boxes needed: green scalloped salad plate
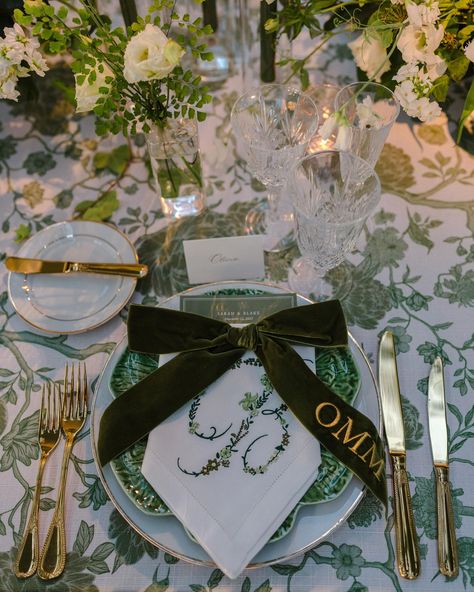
[108,289,361,543]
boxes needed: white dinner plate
[91,281,382,569]
[8,220,138,334]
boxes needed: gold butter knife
[428,356,459,577]
[379,331,420,579]
[5,256,148,278]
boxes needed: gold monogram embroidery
[315,402,385,481]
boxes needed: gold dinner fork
[38,363,88,580]
[14,382,62,578]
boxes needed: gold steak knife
[428,356,459,577]
[378,331,420,579]
[6,256,148,278]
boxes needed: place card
[183,236,266,284]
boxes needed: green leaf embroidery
[207,569,224,589]
[73,520,95,556]
[0,401,6,437]
[90,542,114,562]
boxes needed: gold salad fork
[38,363,88,580]
[14,382,62,578]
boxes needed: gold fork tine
[38,363,88,580]
[14,382,62,578]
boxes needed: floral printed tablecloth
[0,47,473,592]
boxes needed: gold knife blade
[428,357,459,577]
[378,331,420,580]
[5,256,148,279]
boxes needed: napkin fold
[98,300,387,510]
[141,348,321,578]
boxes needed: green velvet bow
[98,300,387,507]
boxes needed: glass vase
[146,119,206,219]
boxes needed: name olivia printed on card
[183,236,266,284]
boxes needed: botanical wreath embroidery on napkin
[177,358,291,477]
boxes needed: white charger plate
[91,281,382,569]
[8,221,138,334]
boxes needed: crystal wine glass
[333,82,400,167]
[287,150,381,299]
[231,84,319,252]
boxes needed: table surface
[0,43,474,592]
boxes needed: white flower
[394,79,419,107]
[406,1,440,27]
[123,24,184,83]
[319,114,338,140]
[0,23,48,101]
[407,96,442,121]
[397,23,444,65]
[465,40,474,63]
[356,96,384,129]
[0,75,20,101]
[394,80,441,122]
[394,58,445,86]
[75,63,113,113]
[393,62,420,83]
[334,125,352,151]
[424,54,447,80]
[348,33,391,82]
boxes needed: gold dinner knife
[379,331,420,579]
[428,356,459,577]
[5,256,148,278]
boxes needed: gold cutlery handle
[14,455,46,578]
[435,465,459,577]
[72,262,148,278]
[15,526,38,578]
[38,439,73,580]
[391,454,420,579]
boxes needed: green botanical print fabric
[0,35,473,592]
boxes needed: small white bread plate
[8,220,138,334]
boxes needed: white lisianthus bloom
[75,63,114,113]
[123,24,184,83]
[465,40,474,63]
[397,23,444,64]
[348,33,391,82]
[424,54,447,80]
[406,1,440,27]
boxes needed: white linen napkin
[141,346,321,579]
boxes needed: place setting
[1,0,471,589]
[2,78,461,582]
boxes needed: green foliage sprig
[14,0,214,136]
